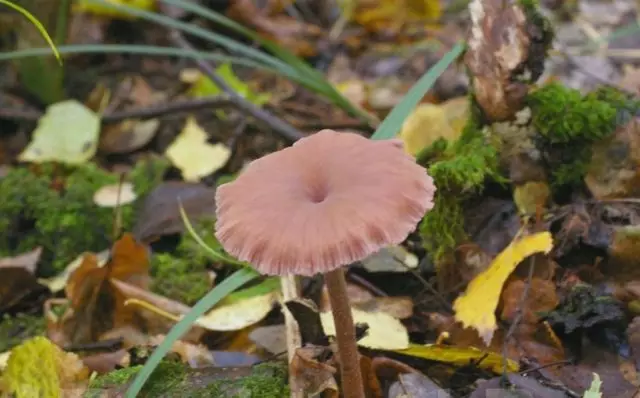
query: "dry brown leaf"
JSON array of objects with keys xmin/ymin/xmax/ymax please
[
  {"xmin": 500, "ymin": 278, "xmax": 559, "ymax": 324},
  {"xmin": 290, "ymin": 347, "xmax": 338, "ymax": 397},
  {"xmin": 62, "ymin": 233, "xmax": 150, "ymax": 344}
]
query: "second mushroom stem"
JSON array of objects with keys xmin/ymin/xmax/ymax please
[{"xmin": 325, "ymin": 268, "xmax": 366, "ymax": 398}]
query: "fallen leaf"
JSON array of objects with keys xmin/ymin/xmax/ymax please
[
  {"xmin": 62, "ymin": 233, "xmax": 150, "ymax": 344},
  {"xmin": 195, "ymin": 291, "xmax": 279, "ymax": 332},
  {"xmin": 81, "ymin": 349, "xmax": 128, "ymax": 375},
  {"xmin": 353, "ymin": 296, "xmax": 414, "ymax": 320},
  {"xmin": 99, "ymin": 118, "xmax": 160, "ymax": 154},
  {"xmin": 513, "ymin": 181, "xmax": 551, "ymax": 215},
  {"xmin": 320, "ymin": 308, "xmax": 409, "ymax": 350},
  {"xmin": 359, "ymin": 245, "xmax": 419, "ymax": 273},
  {"xmin": 18, "ymin": 100, "xmax": 100, "ymax": 164},
  {"xmin": 399, "ymin": 97, "xmax": 469, "ymax": 156},
  {"xmin": 0, "ymin": 247, "xmax": 42, "ymax": 274},
  {"xmin": 165, "ymin": 116, "xmax": 232, "ymax": 182},
  {"xmin": 394, "ymin": 343, "xmax": 519, "ymax": 374},
  {"xmin": 186, "ymin": 63, "xmax": 270, "ymax": 110},
  {"xmin": 226, "ymin": 0, "xmax": 322, "ymax": 57},
  {"xmin": 148, "ymin": 335, "xmax": 214, "ymax": 368},
  {"xmin": 290, "ymin": 346, "xmax": 338, "ymax": 397},
  {"xmin": 0, "ymin": 266, "xmax": 49, "ymax": 314},
  {"xmin": 585, "ymin": 116, "xmax": 640, "ymax": 199},
  {"xmin": 453, "ymin": 231, "xmax": 554, "ymax": 345},
  {"xmin": 75, "ymin": 0, "xmax": 156, "ymax": 19},
  {"xmin": 353, "ymin": 0, "xmax": 442, "ymax": 33},
  {"xmin": 500, "ymin": 278, "xmax": 558, "ymax": 325},
  {"xmin": 132, "ymin": 181, "xmax": 217, "ymax": 243},
  {"xmin": 38, "ymin": 250, "xmax": 110, "ymax": 294},
  {"xmin": 1, "ymin": 336, "xmax": 89, "ymax": 397},
  {"xmin": 93, "ymin": 182, "xmax": 137, "ymax": 207},
  {"xmin": 248, "ymin": 324, "xmax": 287, "ymax": 355}
]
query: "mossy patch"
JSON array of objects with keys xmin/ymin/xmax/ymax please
[
  {"xmin": 197, "ymin": 362, "xmax": 289, "ymax": 398},
  {"xmin": 419, "ymin": 118, "xmax": 502, "ymax": 261},
  {"xmin": 149, "ymin": 218, "xmax": 222, "ymax": 305},
  {"xmin": 0, "ymin": 313, "xmax": 46, "ymax": 352},
  {"xmin": 527, "ymin": 83, "xmax": 638, "ymax": 187},
  {"xmin": 0, "ymin": 156, "xmax": 169, "ymax": 277},
  {"xmin": 85, "ymin": 360, "xmax": 289, "ymax": 398}
]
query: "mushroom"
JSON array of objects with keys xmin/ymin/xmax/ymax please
[{"xmin": 215, "ymin": 129, "xmax": 436, "ymax": 398}]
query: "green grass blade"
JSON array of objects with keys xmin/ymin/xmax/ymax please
[
  {"xmin": 370, "ymin": 42, "xmax": 465, "ymax": 140},
  {"xmin": 178, "ymin": 200, "xmax": 246, "ymax": 267},
  {"xmin": 0, "ymin": 0, "xmax": 61, "ymax": 64},
  {"xmin": 156, "ymin": 0, "xmax": 371, "ymax": 121},
  {"xmin": 82, "ymin": 0, "xmax": 299, "ymax": 76},
  {"xmin": 124, "ymin": 266, "xmax": 259, "ymax": 398}
]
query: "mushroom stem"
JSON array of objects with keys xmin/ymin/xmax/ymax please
[{"xmin": 325, "ymin": 268, "xmax": 365, "ymax": 398}]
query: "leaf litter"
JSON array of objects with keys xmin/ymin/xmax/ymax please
[{"xmin": 2, "ymin": 0, "xmax": 640, "ymax": 397}]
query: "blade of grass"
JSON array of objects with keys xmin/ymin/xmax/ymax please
[
  {"xmin": 178, "ymin": 200, "xmax": 246, "ymax": 267},
  {"xmin": 123, "ymin": 266, "xmax": 259, "ymax": 398},
  {"xmin": 370, "ymin": 42, "xmax": 465, "ymax": 140},
  {"xmin": 125, "ymin": 204, "xmax": 259, "ymax": 397},
  {"xmin": 0, "ymin": 0, "xmax": 61, "ymax": 64},
  {"xmin": 0, "ymin": 44, "xmax": 326, "ymax": 92},
  {"xmin": 157, "ymin": 0, "xmax": 372, "ymax": 122},
  {"xmin": 82, "ymin": 0, "xmax": 305, "ymax": 82}
]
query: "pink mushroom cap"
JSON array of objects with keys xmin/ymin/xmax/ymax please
[{"xmin": 214, "ymin": 129, "xmax": 436, "ymax": 276}]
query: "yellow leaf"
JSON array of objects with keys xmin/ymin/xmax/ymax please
[
  {"xmin": 394, "ymin": 343, "xmax": 519, "ymax": 374},
  {"xmin": 399, "ymin": 97, "xmax": 469, "ymax": 155},
  {"xmin": 165, "ymin": 116, "xmax": 232, "ymax": 182},
  {"xmin": 194, "ymin": 292, "xmax": 278, "ymax": 331},
  {"xmin": 75, "ymin": 0, "xmax": 156, "ymax": 19},
  {"xmin": 353, "ymin": 0, "xmax": 442, "ymax": 31},
  {"xmin": 320, "ymin": 308, "xmax": 409, "ymax": 350},
  {"xmin": 1, "ymin": 336, "xmax": 88, "ymax": 398},
  {"xmin": 453, "ymin": 232, "xmax": 553, "ymax": 345}
]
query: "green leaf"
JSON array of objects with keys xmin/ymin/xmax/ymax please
[
  {"xmin": 19, "ymin": 100, "xmax": 100, "ymax": 164},
  {"xmin": 370, "ymin": 42, "xmax": 465, "ymax": 140},
  {"xmin": 189, "ymin": 63, "xmax": 271, "ymax": 108},
  {"xmin": 0, "ymin": 0, "xmax": 61, "ymax": 64}
]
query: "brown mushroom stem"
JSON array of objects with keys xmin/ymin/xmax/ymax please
[{"xmin": 325, "ymin": 268, "xmax": 365, "ymax": 398}]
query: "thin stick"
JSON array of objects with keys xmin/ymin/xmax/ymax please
[
  {"xmin": 169, "ymin": 30, "xmax": 305, "ymax": 143},
  {"xmin": 325, "ymin": 268, "xmax": 365, "ymax": 398},
  {"xmin": 280, "ymin": 274, "xmax": 304, "ymax": 398}
]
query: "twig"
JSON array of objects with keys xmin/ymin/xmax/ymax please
[
  {"xmin": 280, "ymin": 274, "xmax": 304, "ymax": 398},
  {"xmin": 102, "ymin": 96, "xmax": 233, "ymax": 122},
  {"xmin": 501, "ymin": 255, "xmax": 536, "ymax": 376},
  {"xmin": 169, "ymin": 30, "xmax": 305, "ymax": 143},
  {"xmin": 0, "ymin": 95, "xmax": 234, "ymax": 122}
]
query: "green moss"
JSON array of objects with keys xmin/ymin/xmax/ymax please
[
  {"xmin": 527, "ymin": 84, "xmax": 637, "ymax": 187},
  {"xmin": 85, "ymin": 361, "xmax": 289, "ymax": 398},
  {"xmin": 419, "ymin": 119, "xmax": 503, "ymax": 260},
  {"xmin": 198, "ymin": 362, "xmax": 289, "ymax": 398},
  {"xmin": 0, "ymin": 313, "xmax": 46, "ymax": 352},
  {"xmin": 528, "ymin": 83, "xmax": 618, "ymax": 144},
  {"xmin": 150, "ymin": 253, "xmax": 210, "ymax": 306},
  {"xmin": 149, "ymin": 217, "xmax": 225, "ymax": 304},
  {"xmin": 419, "ymin": 192, "xmax": 467, "ymax": 261},
  {"xmin": 86, "ymin": 360, "xmax": 185, "ymax": 398},
  {"xmin": 0, "ymin": 157, "xmax": 169, "ymax": 277}
]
